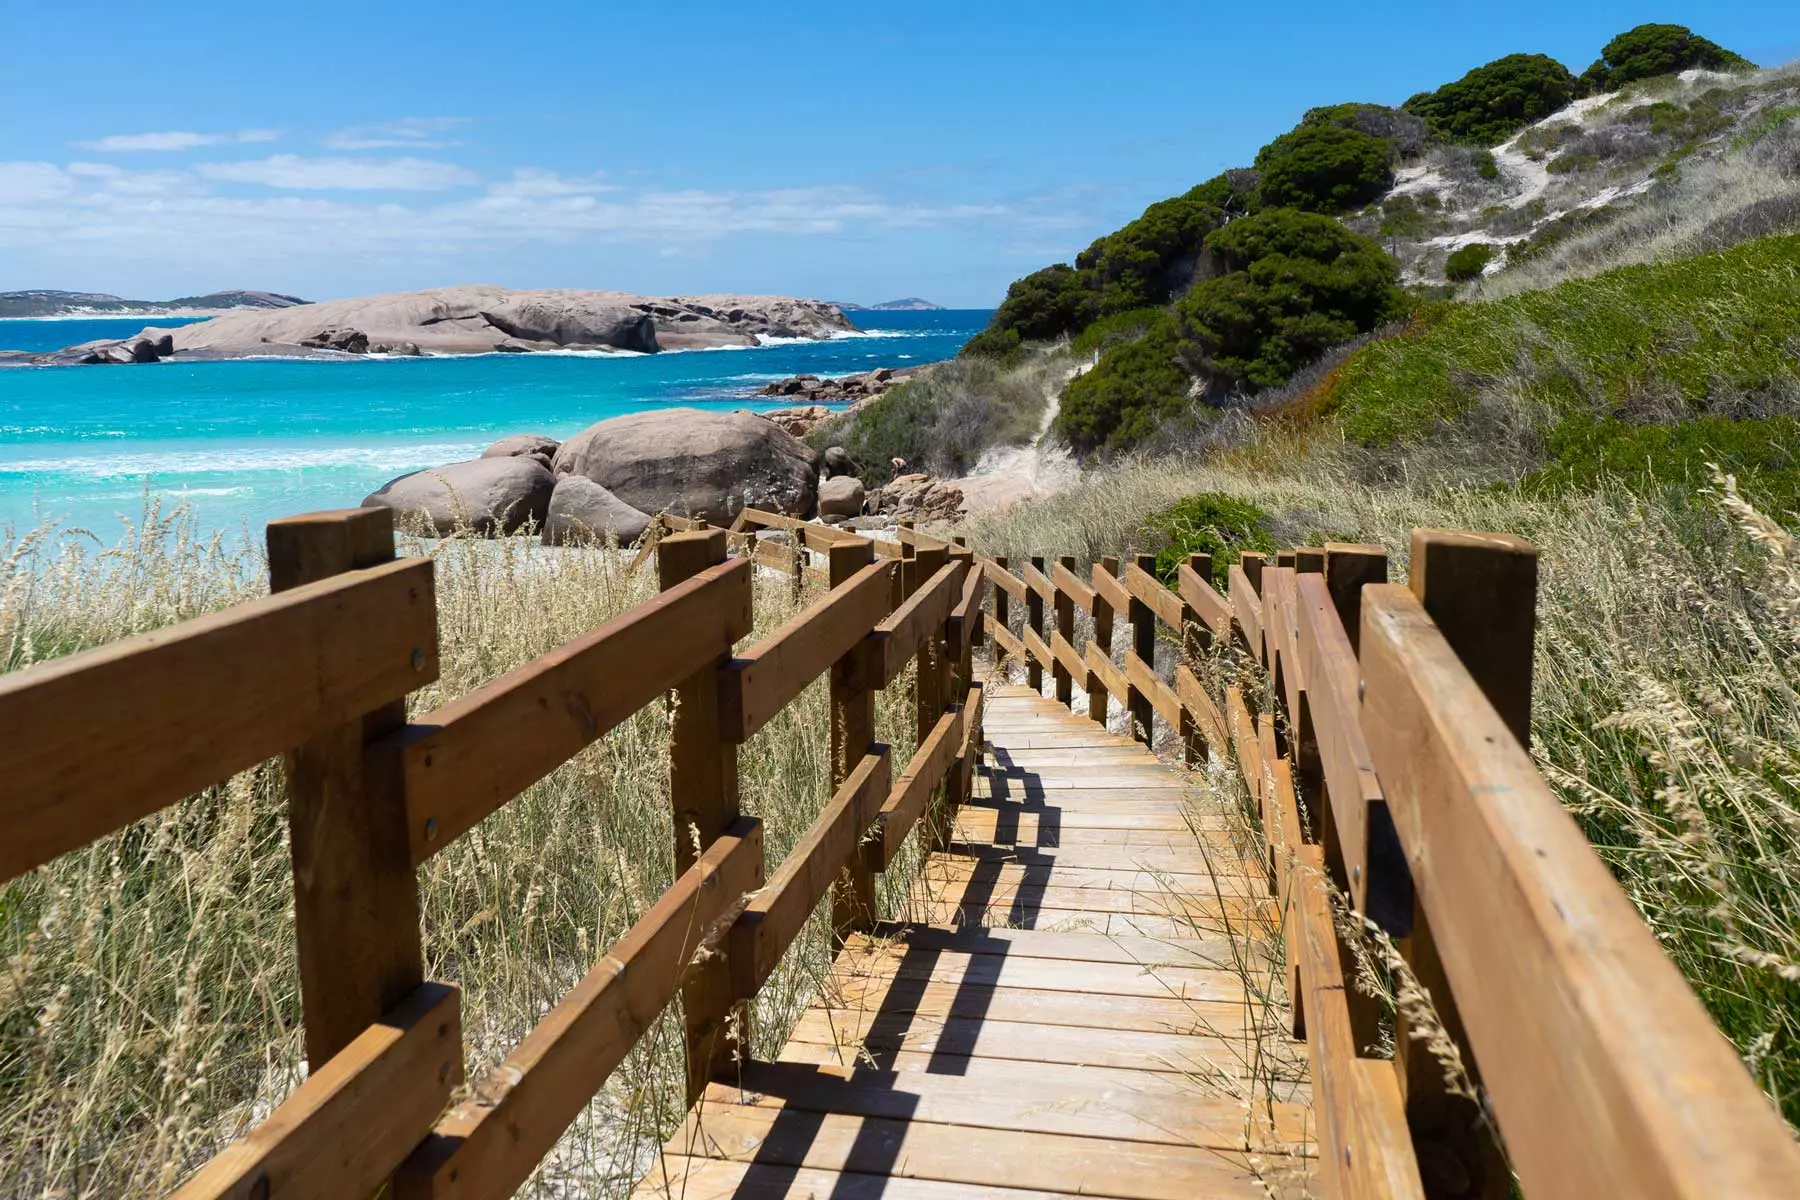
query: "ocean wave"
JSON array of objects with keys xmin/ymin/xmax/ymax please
[{"xmin": 0, "ymin": 441, "xmax": 488, "ymax": 478}]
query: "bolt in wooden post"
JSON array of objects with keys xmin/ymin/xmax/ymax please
[
  {"xmin": 1054, "ymin": 554, "xmax": 1076, "ymax": 710},
  {"xmin": 1390, "ymin": 527, "xmax": 1539, "ymax": 1199},
  {"xmin": 1127, "ymin": 552, "xmax": 1157, "ymax": 748},
  {"xmin": 1026, "ymin": 555, "xmax": 1046, "ymax": 694},
  {"xmin": 658, "ymin": 528, "xmax": 752, "ymax": 1102},
  {"xmin": 1087, "ymin": 555, "xmax": 1118, "ymax": 725},
  {"xmin": 829, "ymin": 539, "xmax": 878, "ymax": 944},
  {"xmin": 267, "ymin": 506, "xmax": 428, "ymax": 1075}
]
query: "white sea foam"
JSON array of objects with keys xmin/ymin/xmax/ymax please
[{"xmin": 0, "ymin": 441, "xmax": 487, "ymax": 478}]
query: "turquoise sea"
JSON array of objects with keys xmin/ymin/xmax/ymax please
[{"xmin": 0, "ymin": 309, "xmax": 989, "ymax": 540}]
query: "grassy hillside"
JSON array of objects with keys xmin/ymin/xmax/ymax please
[{"xmin": 1319, "ymin": 233, "xmax": 1800, "ymax": 511}]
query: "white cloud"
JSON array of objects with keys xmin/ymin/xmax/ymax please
[
  {"xmin": 196, "ymin": 155, "xmax": 479, "ymax": 191},
  {"xmin": 0, "ymin": 158, "xmax": 1031, "ymax": 286},
  {"xmin": 485, "ymin": 169, "xmax": 618, "ymax": 198},
  {"xmin": 75, "ymin": 129, "xmax": 278, "ymax": 152},
  {"xmin": 324, "ymin": 117, "xmax": 469, "ymax": 150}
]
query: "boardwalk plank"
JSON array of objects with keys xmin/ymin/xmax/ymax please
[{"xmin": 636, "ymin": 682, "xmax": 1307, "ymax": 1199}]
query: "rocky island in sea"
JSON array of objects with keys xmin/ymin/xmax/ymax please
[{"xmin": 5, "ymin": 284, "xmax": 859, "ymax": 365}]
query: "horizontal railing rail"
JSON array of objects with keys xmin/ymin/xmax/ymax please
[
  {"xmin": 971, "ymin": 538, "xmax": 1800, "ymax": 1200},
  {"xmin": 2, "ymin": 505, "xmax": 983, "ymax": 1199}
]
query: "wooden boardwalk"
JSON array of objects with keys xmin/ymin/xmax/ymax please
[{"xmin": 636, "ymin": 683, "xmax": 1314, "ymax": 1199}]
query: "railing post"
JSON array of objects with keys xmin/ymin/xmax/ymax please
[
  {"xmin": 829, "ymin": 538, "xmax": 878, "ymax": 944},
  {"xmin": 1088, "ymin": 555, "xmax": 1118, "ymax": 725},
  {"xmin": 1054, "ymin": 554, "xmax": 1076, "ymax": 710},
  {"xmin": 267, "ymin": 506, "xmax": 426, "ymax": 1072},
  {"xmin": 993, "ymin": 555, "xmax": 1011, "ymax": 671},
  {"xmin": 1127, "ymin": 552, "xmax": 1156, "ymax": 747},
  {"xmin": 1179, "ymin": 552, "xmax": 1211, "ymax": 766},
  {"xmin": 950, "ymin": 540, "xmax": 976, "ymax": 695},
  {"xmin": 1389, "ymin": 528, "xmax": 1538, "ymax": 1199},
  {"xmin": 1026, "ymin": 555, "xmax": 1046, "ymax": 694},
  {"xmin": 1324, "ymin": 543, "xmax": 1388, "ymax": 656},
  {"xmin": 658, "ymin": 528, "xmax": 751, "ymax": 1102}
]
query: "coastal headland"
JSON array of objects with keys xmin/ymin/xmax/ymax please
[{"xmin": 7, "ymin": 285, "xmax": 860, "ymax": 365}]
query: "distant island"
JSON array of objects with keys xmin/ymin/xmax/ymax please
[
  {"xmin": 0, "ymin": 289, "xmax": 307, "ymax": 319},
  {"xmin": 4, "ymin": 285, "xmax": 862, "ymax": 364},
  {"xmin": 831, "ymin": 298, "xmax": 946, "ymax": 311}
]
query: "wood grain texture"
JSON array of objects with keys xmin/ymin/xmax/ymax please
[
  {"xmin": 175, "ymin": 983, "xmax": 461, "ymax": 1200},
  {"xmin": 1123, "ymin": 562, "xmax": 1183, "ymax": 630},
  {"xmin": 1174, "ymin": 665, "xmax": 1227, "ymax": 755},
  {"xmin": 981, "ymin": 557, "xmax": 1029, "ymax": 602},
  {"xmin": 876, "ymin": 560, "xmax": 963, "ymax": 684},
  {"xmin": 1085, "ymin": 642, "xmax": 1129, "ymax": 706},
  {"xmin": 872, "ymin": 708, "xmax": 962, "ymax": 867},
  {"xmin": 395, "ymin": 559, "xmax": 751, "ymax": 863},
  {"xmin": 1361, "ymin": 582, "xmax": 1800, "ymax": 1199},
  {"xmin": 1177, "ymin": 563, "xmax": 1232, "ymax": 638},
  {"xmin": 1229, "ymin": 565, "xmax": 1263, "ymax": 663},
  {"xmin": 0, "ymin": 555, "xmax": 436, "ymax": 884},
  {"xmin": 731, "ymin": 750, "xmax": 891, "ymax": 996},
  {"xmin": 399, "ymin": 823, "xmax": 762, "ymax": 1200},
  {"xmin": 719, "ymin": 558, "xmax": 892, "ymax": 741},
  {"xmin": 1291, "ymin": 845, "xmax": 1425, "ymax": 1200},
  {"xmin": 1090, "ymin": 559, "xmax": 1131, "ymax": 615},
  {"xmin": 1124, "ymin": 649, "xmax": 1180, "ymax": 731},
  {"xmin": 1050, "ymin": 561, "xmax": 1095, "ymax": 616},
  {"xmin": 1021, "ymin": 624, "xmax": 1056, "ymax": 673}
]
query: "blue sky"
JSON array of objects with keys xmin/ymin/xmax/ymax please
[{"xmin": 2, "ymin": 2, "xmax": 1793, "ymax": 306}]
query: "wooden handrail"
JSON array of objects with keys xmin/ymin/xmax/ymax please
[
  {"xmin": 398, "ymin": 819, "xmax": 763, "ymax": 1199},
  {"xmin": 0, "ymin": 556, "xmax": 438, "ymax": 884},
  {"xmin": 174, "ymin": 983, "xmax": 463, "ymax": 1200},
  {"xmin": 392, "ymin": 558, "xmax": 752, "ymax": 863}
]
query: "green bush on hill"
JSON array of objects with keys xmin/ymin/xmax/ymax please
[
  {"xmin": 1404, "ymin": 53, "xmax": 1580, "ymax": 145},
  {"xmin": 1075, "ymin": 186, "xmax": 1229, "ymax": 315},
  {"xmin": 1444, "ymin": 242, "xmax": 1496, "ymax": 281},
  {"xmin": 960, "ymin": 264, "xmax": 1093, "ymax": 359},
  {"xmin": 1254, "ymin": 124, "xmax": 1395, "ymax": 212},
  {"xmin": 807, "ymin": 356, "xmax": 1052, "ymax": 486},
  {"xmin": 1056, "ymin": 311, "xmax": 1196, "ymax": 456},
  {"xmin": 1581, "ymin": 24, "xmax": 1755, "ymax": 93},
  {"xmin": 1180, "ymin": 209, "xmax": 1407, "ymax": 391},
  {"xmin": 1142, "ymin": 493, "xmax": 1275, "ymax": 585},
  {"xmin": 1302, "ymin": 102, "xmax": 1432, "ymax": 156}
]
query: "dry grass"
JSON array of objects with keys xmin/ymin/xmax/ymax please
[
  {"xmin": 963, "ymin": 453, "xmax": 1800, "ymax": 1126},
  {"xmin": 0, "ymin": 504, "xmax": 925, "ymax": 1196}
]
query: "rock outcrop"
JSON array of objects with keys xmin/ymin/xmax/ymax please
[
  {"xmin": 817, "ymin": 476, "xmax": 865, "ymax": 523},
  {"xmin": 822, "ymin": 446, "xmax": 858, "ymax": 479},
  {"xmin": 21, "ymin": 286, "xmax": 860, "ymax": 364},
  {"xmin": 542, "ymin": 476, "xmax": 652, "ymax": 546},
  {"xmin": 482, "ymin": 434, "xmax": 560, "ymax": 468},
  {"xmin": 867, "ymin": 473, "xmax": 964, "ymax": 524},
  {"xmin": 552, "ymin": 408, "xmax": 819, "ymax": 525},
  {"xmin": 362, "ymin": 457, "xmax": 555, "ymax": 535},
  {"xmin": 757, "ymin": 366, "xmax": 916, "ymax": 403}
]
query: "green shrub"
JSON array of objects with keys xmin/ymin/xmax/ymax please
[
  {"xmin": 1055, "ymin": 311, "xmax": 1196, "ymax": 456},
  {"xmin": 1075, "ymin": 186, "xmax": 1228, "ymax": 314},
  {"xmin": 961, "ymin": 264, "xmax": 1093, "ymax": 358},
  {"xmin": 1404, "ymin": 53, "xmax": 1580, "ymax": 145},
  {"xmin": 811, "ymin": 357, "xmax": 1051, "ymax": 485},
  {"xmin": 1582, "ymin": 24, "xmax": 1755, "ymax": 93},
  {"xmin": 1324, "ymin": 233, "xmax": 1800, "ymax": 454},
  {"xmin": 1070, "ymin": 306, "xmax": 1166, "ymax": 357},
  {"xmin": 1178, "ymin": 209, "xmax": 1407, "ymax": 392},
  {"xmin": 1142, "ymin": 493, "xmax": 1276, "ymax": 584},
  {"xmin": 1444, "ymin": 243, "xmax": 1497, "ymax": 282},
  {"xmin": 1301, "ymin": 102, "xmax": 1432, "ymax": 156},
  {"xmin": 1254, "ymin": 124, "xmax": 1394, "ymax": 212},
  {"xmin": 1475, "ymin": 149, "xmax": 1500, "ymax": 179}
]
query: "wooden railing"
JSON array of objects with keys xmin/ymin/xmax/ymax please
[
  {"xmin": 974, "ymin": 536, "xmax": 1800, "ymax": 1200},
  {"xmin": 0, "ymin": 504, "xmax": 985, "ymax": 1199}
]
